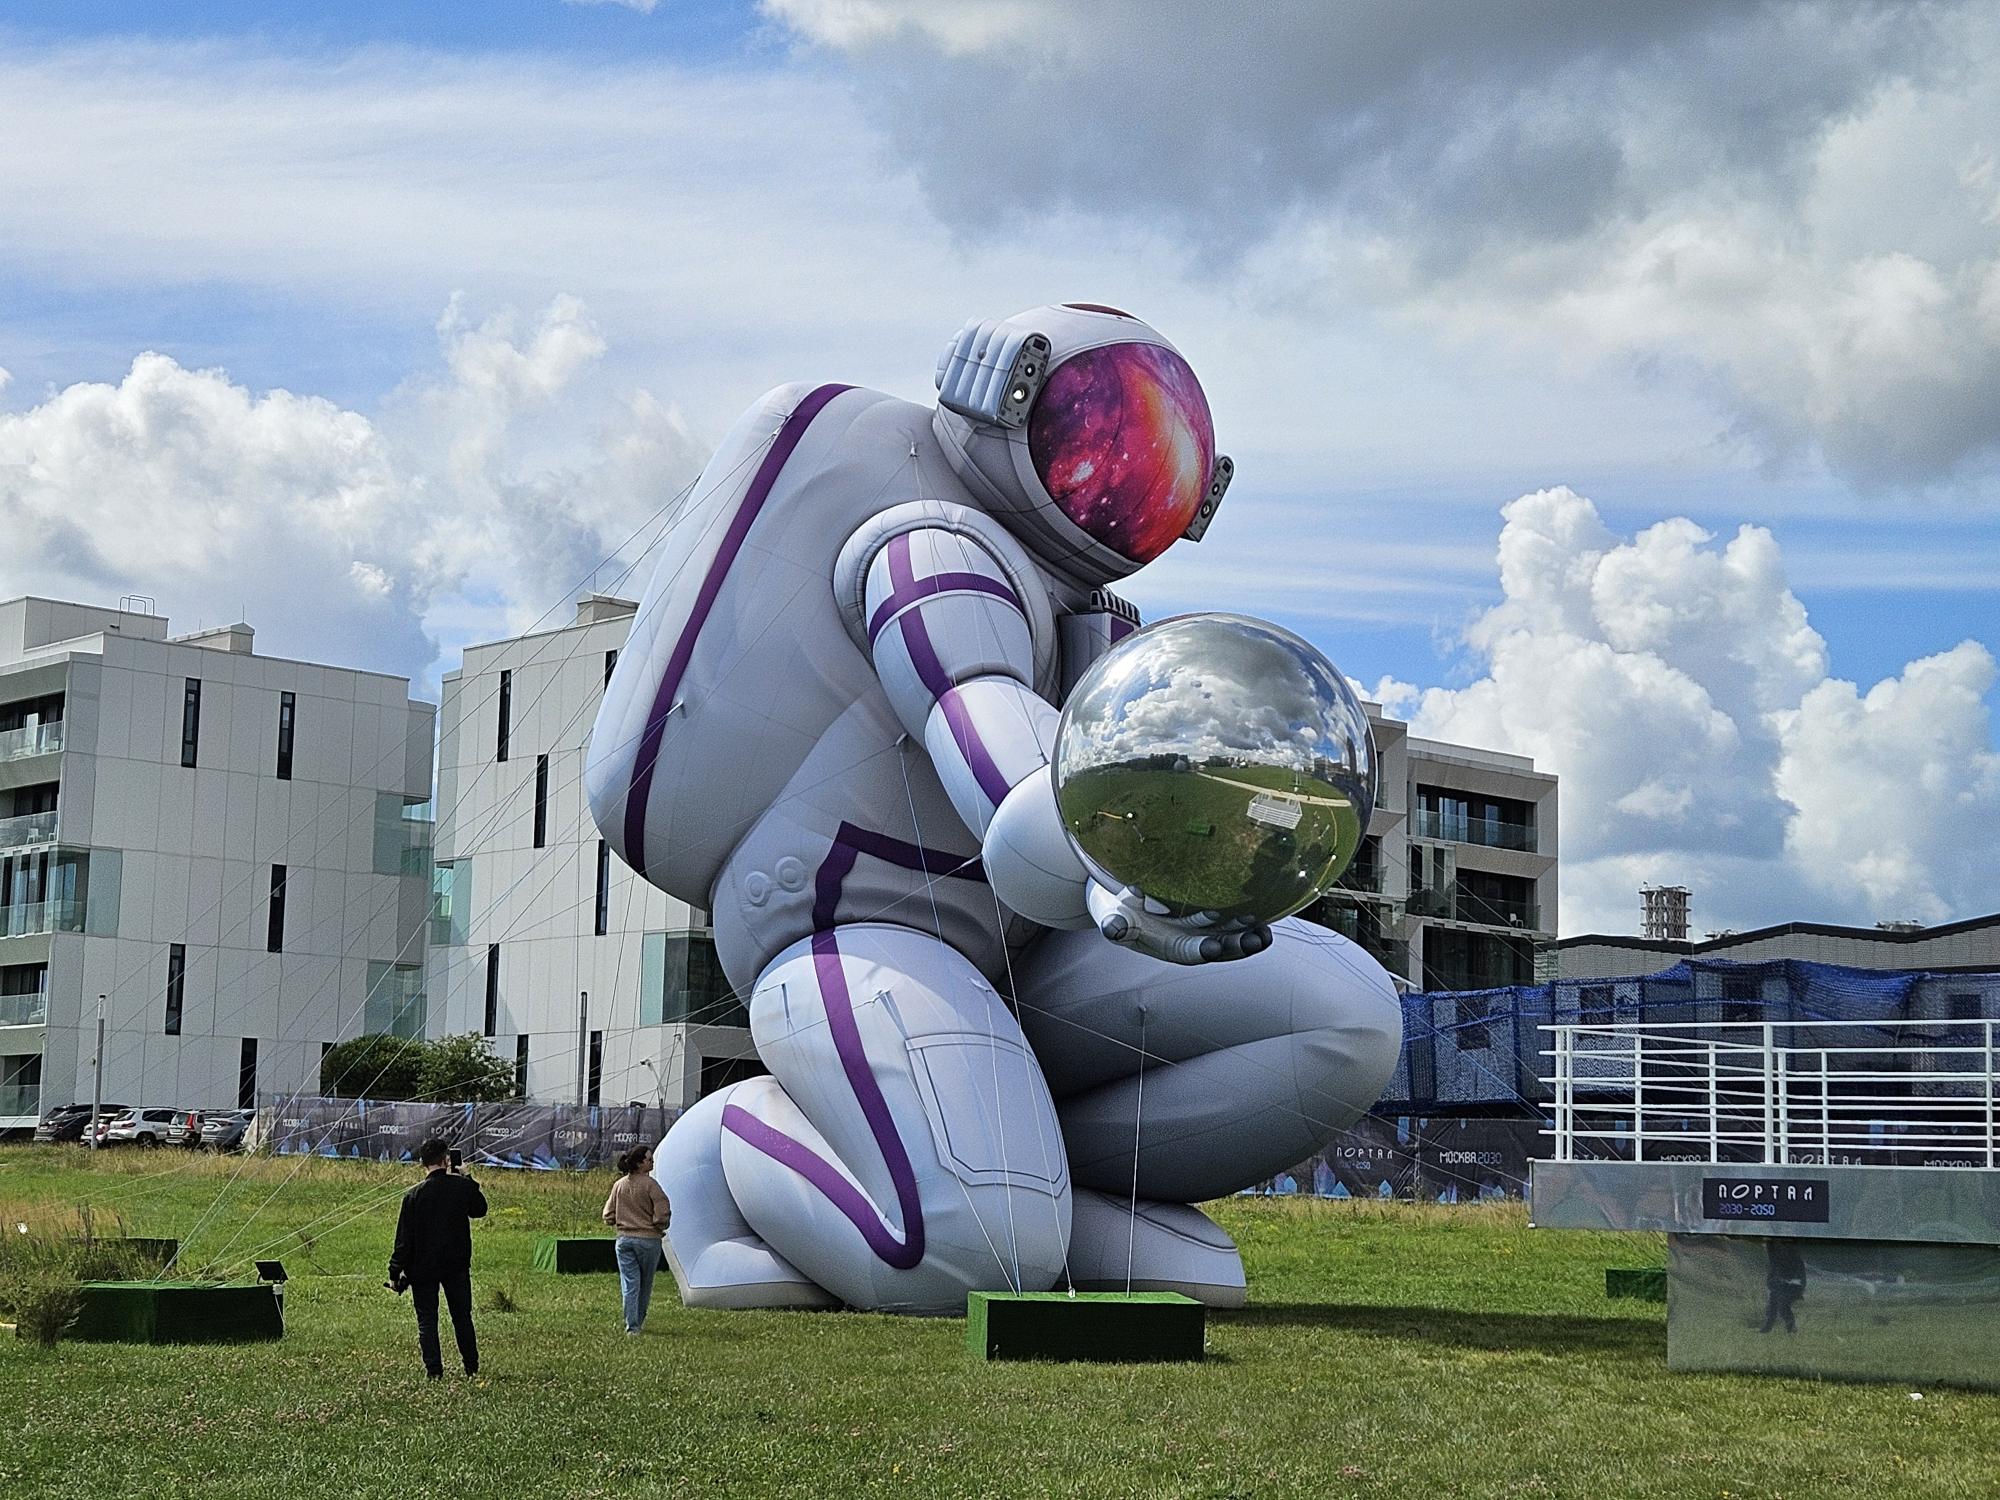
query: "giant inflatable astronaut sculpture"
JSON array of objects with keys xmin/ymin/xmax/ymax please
[{"xmin": 586, "ymin": 304, "xmax": 1401, "ymax": 1314}]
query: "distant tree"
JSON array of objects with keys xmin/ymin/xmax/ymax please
[
  {"xmin": 320, "ymin": 1034, "xmax": 425, "ymax": 1100},
  {"xmin": 417, "ymin": 1033, "xmax": 517, "ymax": 1103}
]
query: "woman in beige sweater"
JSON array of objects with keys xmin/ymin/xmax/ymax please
[{"xmin": 603, "ymin": 1145, "xmax": 672, "ymax": 1334}]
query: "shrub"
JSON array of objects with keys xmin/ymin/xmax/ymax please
[
  {"xmin": 0, "ymin": 1214, "xmax": 159, "ymax": 1348},
  {"xmin": 321, "ymin": 1032, "xmax": 515, "ymax": 1103},
  {"xmin": 320, "ymin": 1034, "xmax": 426, "ymax": 1100}
]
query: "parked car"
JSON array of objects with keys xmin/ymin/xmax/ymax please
[
  {"xmin": 91, "ymin": 1107, "xmax": 187, "ymax": 1147},
  {"xmin": 32, "ymin": 1103, "xmax": 132, "ymax": 1143},
  {"xmin": 200, "ymin": 1110, "xmax": 255, "ymax": 1152},
  {"xmin": 169, "ymin": 1110, "xmax": 205, "ymax": 1148}
]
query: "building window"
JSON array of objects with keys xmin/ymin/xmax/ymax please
[
  {"xmin": 164, "ymin": 944, "xmax": 186, "ymax": 1036},
  {"xmin": 276, "ymin": 691, "xmax": 296, "ymax": 780},
  {"xmin": 180, "ymin": 679, "xmax": 202, "ymax": 768},
  {"xmin": 514, "ymin": 1034, "xmax": 530, "ymax": 1098},
  {"xmin": 604, "ymin": 649, "xmax": 618, "ymax": 686},
  {"xmin": 266, "ymin": 865, "xmax": 287, "ymax": 954},
  {"xmin": 1721, "ymin": 974, "xmax": 1760, "ymax": 1024},
  {"xmin": 484, "ymin": 944, "xmax": 500, "ymax": 1037},
  {"xmin": 1578, "ymin": 985, "xmax": 1613, "ymax": 1023},
  {"xmin": 588, "ymin": 1029, "xmax": 604, "ymax": 1106},
  {"xmin": 364, "ymin": 961, "xmax": 427, "ymax": 1039},
  {"xmin": 533, "ymin": 753, "xmax": 549, "ymax": 849},
  {"xmin": 496, "ymin": 669, "xmax": 512, "ymax": 762},
  {"xmin": 1457, "ymin": 994, "xmax": 1492, "ymax": 1051},
  {"xmin": 594, "ymin": 841, "xmax": 611, "ymax": 936},
  {"xmin": 321, "ymin": 1040, "xmax": 333, "ymax": 1062},
  {"xmin": 238, "ymin": 1037, "xmax": 259, "ymax": 1110}
]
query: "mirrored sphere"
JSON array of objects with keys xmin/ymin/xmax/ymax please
[{"xmin": 1052, "ymin": 613, "xmax": 1376, "ymax": 924}]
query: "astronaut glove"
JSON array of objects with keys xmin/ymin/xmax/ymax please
[{"xmin": 1084, "ymin": 882, "xmax": 1273, "ymax": 967}]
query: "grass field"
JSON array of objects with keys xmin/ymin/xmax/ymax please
[
  {"xmin": 2, "ymin": 1145, "xmax": 1996, "ymax": 1499},
  {"xmin": 1058, "ymin": 762, "xmax": 1361, "ymax": 915}
]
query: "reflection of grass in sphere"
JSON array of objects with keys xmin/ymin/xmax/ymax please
[{"xmin": 1057, "ymin": 763, "xmax": 1361, "ymax": 920}]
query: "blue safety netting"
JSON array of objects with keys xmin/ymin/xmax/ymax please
[{"xmin": 1387, "ymin": 958, "xmax": 2000, "ymax": 1111}]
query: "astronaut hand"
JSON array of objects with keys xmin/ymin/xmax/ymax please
[{"xmin": 1084, "ymin": 882, "xmax": 1272, "ymax": 966}]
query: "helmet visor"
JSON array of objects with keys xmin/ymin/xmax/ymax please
[{"xmin": 1028, "ymin": 341, "xmax": 1215, "ymax": 564}]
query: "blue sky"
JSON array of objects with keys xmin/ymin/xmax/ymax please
[{"xmin": 0, "ymin": 1, "xmax": 1995, "ymax": 934}]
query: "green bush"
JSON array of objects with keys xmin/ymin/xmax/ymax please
[
  {"xmin": 320, "ymin": 1032, "xmax": 514, "ymax": 1103},
  {"xmin": 0, "ymin": 1213, "xmax": 161, "ymax": 1347}
]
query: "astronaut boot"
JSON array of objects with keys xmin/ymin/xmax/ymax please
[
  {"xmin": 1063, "ymin": 1189, "xmax": 1247, "ymax": 1308},
  {"xmin": 654, "ymin": 1085, "xmax": 840, "ymax": 1310}
]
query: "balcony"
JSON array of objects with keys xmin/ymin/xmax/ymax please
[
  {"xmin": 0, "ymin": 992, "xmax": 47, "ymax": 1026},
  {"xmin": 1408, "ymin": 885, "xmax": 1541, "ymax": 932},
  {"xmin": 0, "ymin": 900, "xmax": 85, "ymax": 939},
  {"xmin": 1411, "ymin": 807, "xmax": 1538, "ymax": 853},
  {"xmin": 0, "ymin": 810, "xmax": 59, "ymax": 852},
  {"xmin": 0, "ymin": 1083, "xmax": 39, "ymax": 1118},
  {"xmin": 0, "ymin": 721, "xmax": 63, "ymax": 761}
]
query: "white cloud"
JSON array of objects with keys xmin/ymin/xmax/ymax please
[
  {"xmin": 1383, "ymin": 487, "xmax": 2000, "ymax": 933},
  {"xmin": 566, "ymin": 0, "xmax": 659, "ymax": 11},
  {"xmin": 767, "ymin": 0, "xmax": 2000, "ymax": 489},
  {"xmin": 0, "ymin": 295, "xmax": 704, "ymax": 685}
]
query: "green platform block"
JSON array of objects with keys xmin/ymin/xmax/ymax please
[
  {"xmin": 71, "ymin": 1282, "xmax": 282, "ymax": 1344},
  {"xmin": 967, "ymin": 1292, "xmax": 1206, "ymax": 1363},
  {"xmin": 533, "ymin": 1236, "xmax": 620, "ymax": 1273},
  {"xmin": 1606, "ymin": 1268, "xmax": 1667, "ymax": 1303}
]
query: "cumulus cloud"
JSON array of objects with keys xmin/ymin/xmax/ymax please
[
  {"xmin": 767, "ymin": 0, "xmax": 2000, "ymax": 488},
  {"xmin": 1378, "ymin": 488, "xmax": 2000, "ymax": 932},
  {"xmin": 0, "ymin": 296, "xmax": 704, "ymax": 684}
]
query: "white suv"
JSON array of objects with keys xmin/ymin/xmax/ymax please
[{"xmin": 94, "ymin": 1107, "xmax": 187, "ymax": 1147}]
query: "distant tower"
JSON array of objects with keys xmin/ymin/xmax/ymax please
[{"xmin": 1641, "ymin": 885, "xmax": 1691, "ymax": 942}]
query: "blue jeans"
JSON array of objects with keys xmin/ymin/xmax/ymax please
[{"xmin": 615, "ymin": 1235, "xmax": 663, "ymax": 1332}]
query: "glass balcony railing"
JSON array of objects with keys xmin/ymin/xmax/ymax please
[
  {"xmin": 1407, "ymin": 885, "xmax": 1541, "ymax": 931},
  {"xmin": 0, "ymin": 810, "xmax": 59, "ymax": 852},
  {"xmin": 0, "ymin": 900, "xmax": 85, "ymax": 939},
  {"xmin": 0, "ymin": 721, "xmax": 64, "ymax": 761},
  {"xmin": 1411, "ymin": 808, "xmax": 1538, "ymax": 853},
  {"xmin": 0, "ymin": 992, "xmax": 47, "ymax": 1026},
  {"xmin": 0, "ymin": 1083, "xmax": 41, "ymax": 1118}
]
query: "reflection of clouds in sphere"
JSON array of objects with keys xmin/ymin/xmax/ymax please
[{"xmin": 1028, "ymin": 342, "xmax": 1214, "ymax": 564}]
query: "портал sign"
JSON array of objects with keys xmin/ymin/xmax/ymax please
[{"xmin": 1700, "ymin": 1176, "xmax": 1831, "ymax": 1223}]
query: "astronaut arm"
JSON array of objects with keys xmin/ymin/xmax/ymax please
[{"xmin": 862, "ymin": 526, "xmax": 1094, "ymax": 928}]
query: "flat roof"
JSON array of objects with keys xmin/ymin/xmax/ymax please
[{"xmin": 1558, "ymin": 910, "xmax": 2000, "ymax": 954}]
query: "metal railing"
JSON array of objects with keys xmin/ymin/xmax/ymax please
[
  {"xmin": 1411, "ymin": 807, "xmax": 1538, "ymax": 852},
  {"xmin": 1545, "ymin": 1020, "xmax": 2000, "ymax": 1168},
  {"xmin": 0, "ymin": 809, "xmax": 58, "ymax": 851},
  {"xmin": 0, "ymin": 1083, "xmax": 40, "ymax": 1118},
  {"xmin": 0, "ymin": 721, "xmax": 63, "ymax": 760},
  {"xmin": 0, "ymin": 992, "xmax": 47, "ymax": 1026},
  {"xmin": 1408, "ymin": 885, "xmax": 1539, "ymax": 931},
  {"xmin": 0, "ymin": 900, "xmax": 84, "ymax": 939}
]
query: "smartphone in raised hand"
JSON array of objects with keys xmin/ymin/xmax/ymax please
[{"xmin": 448, "ymin": 1148, "xmax": 463, "ymax": 1172}]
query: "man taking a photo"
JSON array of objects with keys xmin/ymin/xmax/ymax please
[{"xmin": 388, "ymin": 1137, "xmax": 488, "ymax": 1379}]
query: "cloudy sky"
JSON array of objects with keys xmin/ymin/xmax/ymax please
[{"xmin": 2, "ymin": 0, "xmax": 1996, "ymax": 936}]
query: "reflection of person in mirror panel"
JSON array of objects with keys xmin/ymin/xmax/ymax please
[
  {"xmin": 1760, "ymin": 1239, "xmax": 1808, "ymax": 1334},
  {"xmin": 586, "ymin": 305, "xmax": 1401, "ymax": 1315}
]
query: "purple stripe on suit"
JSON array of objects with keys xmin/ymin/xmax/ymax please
[
  {"xmin": 720, "ymin": 824, "xmax": 984, "ymax": 1271},
  {"xmin": 866, "ymin": 571, "xmax": 1024, "ymax": 644},
  {"xmin": 886, "ymin": 534, "xmax": 1017, "ymax": 809},
  {"xmin": 622, "ymin": 383, "xmax": 853, "ymax": 879}
]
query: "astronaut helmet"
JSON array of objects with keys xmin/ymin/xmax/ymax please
[{"xmin": 932, "ymin": 304, "xmax": 1230, "ymax": 586}]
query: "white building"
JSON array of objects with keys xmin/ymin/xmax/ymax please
[
  {"xmin": 425, "ymin": 596, "xmax": 759, "ymax": 1112},
  {"xmin": 0, "ymin": 598, "xmax": 436, "ymax": 1127},
  {"xmin": 1308, "ymin": 715, "xmax": 1560, "ymax": 992}
]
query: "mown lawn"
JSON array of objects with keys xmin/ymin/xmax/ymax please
[{"xmin": 1, "ymin": 1145, "xmax": 1994, "ymax": 1499}]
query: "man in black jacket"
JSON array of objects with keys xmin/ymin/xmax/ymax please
[{"xmin": 389, "ymin": 1137, "xmax": 488, "ymax": 1379}]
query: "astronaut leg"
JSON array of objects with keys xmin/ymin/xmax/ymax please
[
  {"xmin": 1011, "ymin": 917, "xmax": 1401, "ymax": 1299},
  {"xmin": 654, "ymin": 1087, "xmax": 840, "ymax": 1310},
  {"xmin": 716, "ymin": 921, "xmax": 1073, "ymax": 1314}
]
